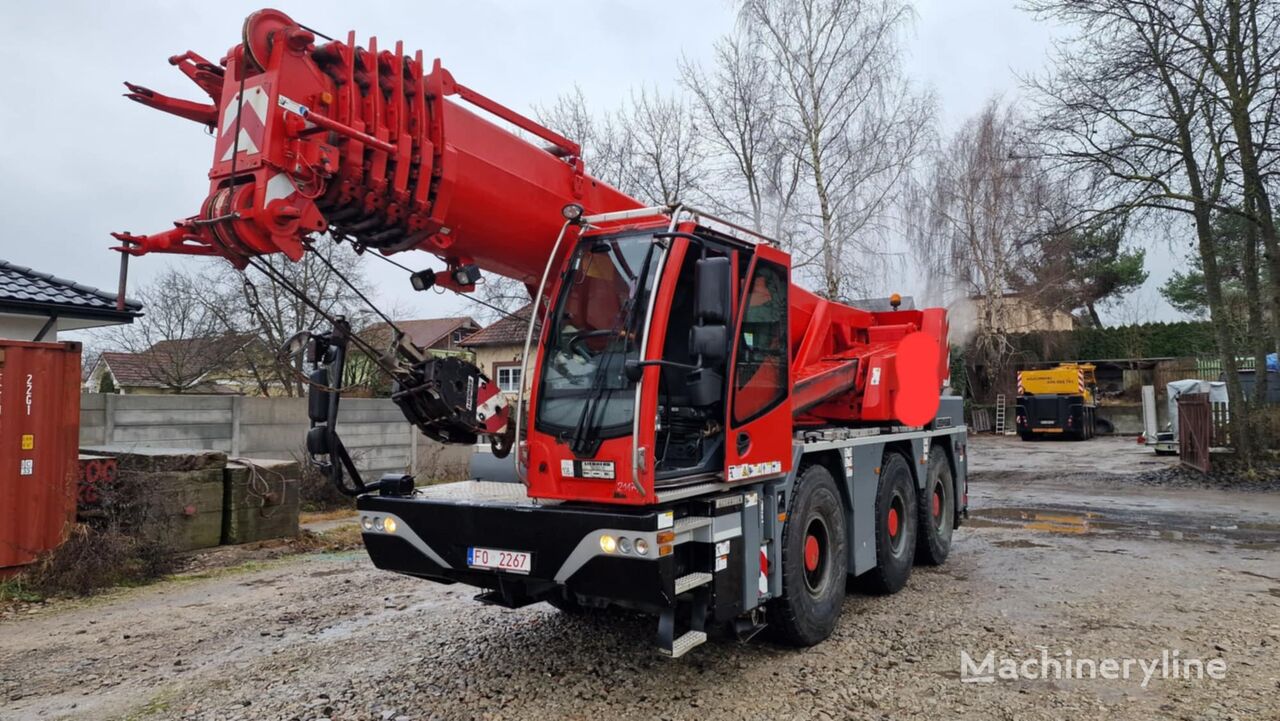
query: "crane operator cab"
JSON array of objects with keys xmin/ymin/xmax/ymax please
[{"xmin": 521, "ymin": 215, "xmax": 796, "ymax": 505}]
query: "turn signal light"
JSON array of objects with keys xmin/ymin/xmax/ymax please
[
  {"xmin": 600, "ymin": 535, "xmax": 617, "ymax": 554},
  {"xmin": 656, "ymin": 530, "xmax": 675, "ymax": 544},
  {"xmin": 383, "ymin": 517, "xmax": 397, "ymax": 534}
]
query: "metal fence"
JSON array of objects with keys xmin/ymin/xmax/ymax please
[{"xmin": 1178, "ymin": 393, "xmax": 1212, "ymax": 473}]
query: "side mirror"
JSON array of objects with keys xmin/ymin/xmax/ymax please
[
  {"xmin": 689, "ymin": 324, "xmax": 728, "ymax": 365},
  {"xmin": 307, "ymin": 367, "xmax": 332, "ymax": 423},
  {"xmin": 695, "ymin": 257, "xmax": 732, "ymax": 325}
]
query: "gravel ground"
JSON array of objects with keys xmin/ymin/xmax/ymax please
[{"xmin": 2, "ymin": 435, "xmax": 1279, "ymax": 721}]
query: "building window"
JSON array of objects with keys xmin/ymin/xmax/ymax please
[
  {"xmin": 452, "ymin": 329, "xmax": 466, "ymax": 345},
  {"xmin": 496, "ymin": 365, "xmax": 522, "ymax": 393}
]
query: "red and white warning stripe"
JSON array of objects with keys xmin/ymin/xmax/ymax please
[{"xmin": 216, "ymin": 85, "xmax": 269, "ymax": 161}]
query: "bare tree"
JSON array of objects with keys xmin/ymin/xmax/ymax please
[
  {"xmin": 535, "ymin": 86, "xmax": 634, "ymax": 193},
  {"xmin": 740, "ymin": 0, "xmax": 935, "ymax": 300},
  {"xmin": 680, "ymin": 34, "xmax": 779, "ymax": 231},
  {"xmin": 99, "ymin": 267, "xmax": 247, "ymax": 393},
  {"xmin": 907, "ymin": 98, "xmax": 1054, "ymax": 393},
  {"xmin": 1172, "ymin": 0, "xmax": 1280, "ymax": 355},
  {"xmin": 1025, "ymin": 0, "xmax": 1256, "ymax": 459},
  {"xmin": 201, "ymin": 241, "xmax": 378, "ymax": 396},
  {"xmin": 622, "ymin": 87, "xmax": 708, "ymax": 205},
  {"xmin": 537, "ymin": 86, "xmax": 707, "ymax": 206}
]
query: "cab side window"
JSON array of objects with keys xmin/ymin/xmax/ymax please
[{"xmin": 732, "ymin": 260, "xmax": 788, "ymax": 424}]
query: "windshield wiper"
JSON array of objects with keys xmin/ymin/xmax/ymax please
[{"xmin": 568, "ymin": 240, "xmax": 658, "ymax": 455}]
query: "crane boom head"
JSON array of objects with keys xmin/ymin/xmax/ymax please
[{"xmin": 114, "ymin": 8, "xmax": 637, "ymax": 288}]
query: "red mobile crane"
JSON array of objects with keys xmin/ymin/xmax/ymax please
[{"xmin": 118, "ymin": 9, "xmax": 968, "ymax": 655}]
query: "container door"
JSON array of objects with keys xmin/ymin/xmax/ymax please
[{"xmin": 724, "ymin": 246, "xmax": 793, "ymax": 482}]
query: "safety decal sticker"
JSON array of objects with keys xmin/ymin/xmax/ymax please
[
  {"xmin": 21, "ymin": 434, "xmax": 34, "ymax": 450},
  {"xmin": 20, "ymin": 459, "xmax": 33, "ymax": 476},
  {"xmin": 727, "ymin": 460, "xmax": 783, "ymax": 482}
]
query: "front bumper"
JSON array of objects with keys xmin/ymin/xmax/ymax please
[{"xmin": 356, "ymin": 481, "xmax": 677, "ymax": 609}]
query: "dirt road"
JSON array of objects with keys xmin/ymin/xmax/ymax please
[{"xmin": 3, "ymin": 436, "xmax": 1279, "ymax": 721}]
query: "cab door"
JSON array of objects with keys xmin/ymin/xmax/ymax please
[{"xmin": 724, "ymin": 245, "xmax": 793, "ymax": 482}]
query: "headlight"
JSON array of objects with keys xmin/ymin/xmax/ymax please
[
  {"xmin": 375, "ymin": 517, "xmax": 386, "ymax": 532},
  {"xmin": 634, "ymin": 538, "xmax": 649, "ymax": 556},
  {"xmin": 618, "ymin": 537, "xmax": 633, "ymax": 554},
  {"xmin": 361, "ymin": 516, "xmax": 374, "ymax": 531},
  {"xmin": 383, "ymin": 516, "xmax": 397, "ymax": 534},
  {"xmin": 599, "ymin": 535, "xmax": 617, "ymax": 554}
]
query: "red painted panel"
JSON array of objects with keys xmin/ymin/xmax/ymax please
[{"xmin": 0, "ymin": 341, "xmax": 81, "ymax": 570}]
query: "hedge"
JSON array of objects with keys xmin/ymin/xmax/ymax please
[{"xmin": 999, "ymin": 321, "xmax": 1235, "ymax": 362}]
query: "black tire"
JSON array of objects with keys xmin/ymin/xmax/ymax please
[
  {"xmin": 770, "ymin": 464, "xmax": 848, "ymax": 647},
  {"xmin": 915, "ymin": 448, "xmax": 954, "ymax": 566},
  {"xmin": 857, "ymin": 452, "xmax": 917, "ymax": 595}
]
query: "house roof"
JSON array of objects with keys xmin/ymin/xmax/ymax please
[
  {"xmin": 363, "ymin": 316, "xmax": 479, "ymax": 348},
  {"xmin": 97, "ymin": 351, "xmax": 169, "ymax": 388},
  {"xmin": 0, "ymin": 260, "xmax": 142, "ymax": 322},
  {"xmin": 97, "ymin": 334, "xmax": 257, "ymax": 389},
  {"xmin": 459, "ymin": 304, "xmax": 538, "ymax": 348}
]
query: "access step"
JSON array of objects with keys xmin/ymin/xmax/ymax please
[
  {"xmin": 673, "ymin": 515, "xmax": 712, "ymax": 535},
  {"xmin": 661, "ymin": 630, "xmax": 708, "ymax": 658},
  {"xmin": 674, "ymin": 572, "xmax": 712, "ymax": 595}
]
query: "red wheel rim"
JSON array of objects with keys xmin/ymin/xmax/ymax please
[
  {"xmin": 802, "ymin": 517, "xmax": 830, "ymax": 594},
  {"xmin": 932, "ymin": 489, "xmax": 942, "ymax": 519},
  {"xmin": 804, "ymin": 535, "xmax": 820, "ymax": 572},
  {"xmin": 888, "ymin": 507, "xmax": 900, "ymax": 538}
]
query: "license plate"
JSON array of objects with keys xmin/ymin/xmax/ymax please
[{"xmin": 467, "ymin": 547, "xmax": 532, "ymax": 574}]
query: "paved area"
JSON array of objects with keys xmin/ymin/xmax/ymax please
[{"xmin": 2, "ymin": 435, "xmax": 1278, "ymax": 721}]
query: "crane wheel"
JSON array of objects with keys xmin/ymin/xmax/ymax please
[
  {"xmin": 857, "ymin": 452, "xmax": 917, "ymax": 595},
  {"xmin": 769, "ymin": 463, "xmax": 848, "ymax": 647},
  {"xmin": 914, "ymin": 448, "xmax": 954, "ymax": 566}
]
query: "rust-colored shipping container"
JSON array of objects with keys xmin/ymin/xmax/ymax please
[{"xmin": 0, "ymin": 340, "xmax": 81, "ymax": 572}]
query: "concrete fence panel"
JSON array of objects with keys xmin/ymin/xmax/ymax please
[{"xmin": 80, "ymin": 393, "xmax": 419, "ymax": 478}]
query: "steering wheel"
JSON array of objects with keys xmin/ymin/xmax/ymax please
[{"xmin": 566, "ymin": 329, "xmax": 617, "ymax": 359}]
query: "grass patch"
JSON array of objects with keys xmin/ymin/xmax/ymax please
[{"xmin": 0, "ymin": 577, "xmax": 44, "ymax": 604}]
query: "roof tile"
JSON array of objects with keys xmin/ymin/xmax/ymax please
[{"xmin": 0, "ymin": 260, "xmax": 142, "ymax": 315}]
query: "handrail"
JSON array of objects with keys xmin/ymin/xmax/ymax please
[{"xmin": 513, "ymin": 220, "xmax": 574, "ymax": 485}]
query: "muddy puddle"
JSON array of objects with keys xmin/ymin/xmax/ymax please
[{"xmin": 969, "ymin": 505, "xmax": 1280, "ymax": 549}]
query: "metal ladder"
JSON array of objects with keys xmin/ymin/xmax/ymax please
[
  {"xmin": 994, "ymin": 393, "xmax": 1007, "ymax": 434},
  {"xmin": 657, "ymin": 515, "xmax": 714, "ymax": 658}
]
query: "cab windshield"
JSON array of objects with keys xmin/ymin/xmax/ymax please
[{"xmin": 536, "ymin": 233, "xmax": 660, "ymax": 447}]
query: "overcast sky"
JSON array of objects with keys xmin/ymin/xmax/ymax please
[{"xmin": 0, "ymin": 1, "xmax": 1186, "ymax": 337}]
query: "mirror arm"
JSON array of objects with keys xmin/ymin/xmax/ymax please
[{"xmin": 624, "ymin": 358, "xmax": 701, "ymax": 381}]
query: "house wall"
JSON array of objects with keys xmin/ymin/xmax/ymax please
[
  {"xmin": 79, "ymin": 393, "xmax": 469, "ymax": 479},
  {"xmin": 471, "ymin": 344, "xmax": 528, "ymax": 399},
  {"xmin": 0, "ymin": 313, "xmax": 46, "ymax": 341}
]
